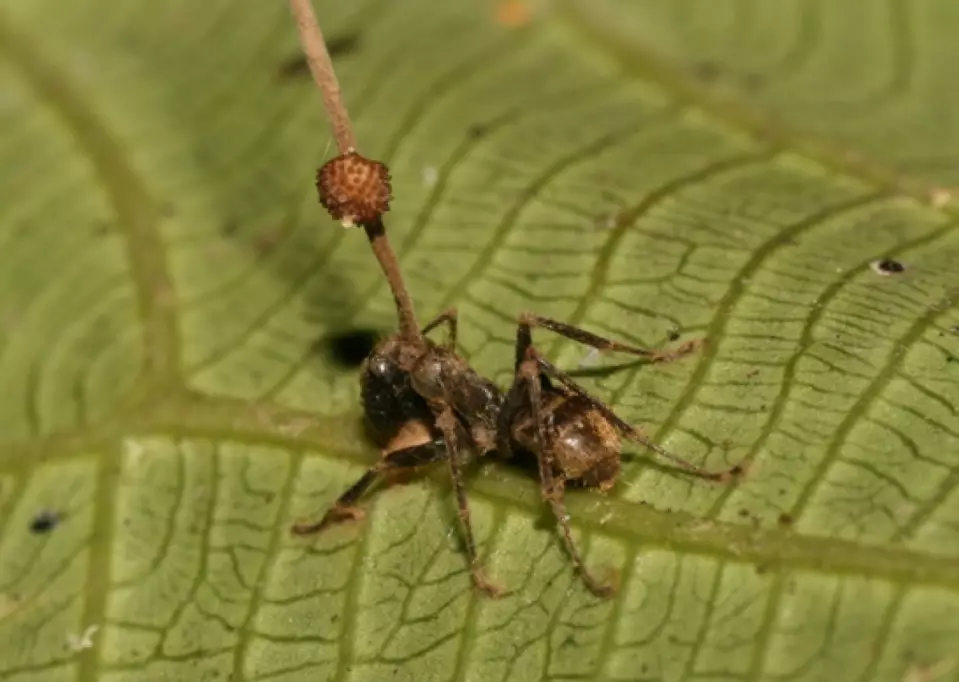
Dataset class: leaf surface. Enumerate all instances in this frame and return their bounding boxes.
[0,1,958,681]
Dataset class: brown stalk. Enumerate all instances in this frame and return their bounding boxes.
[288,0,421,341]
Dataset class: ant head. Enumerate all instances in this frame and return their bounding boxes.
[361,336,435,446]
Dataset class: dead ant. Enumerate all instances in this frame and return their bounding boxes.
[291,153,742,597]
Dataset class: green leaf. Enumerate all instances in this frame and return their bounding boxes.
[1,1,958,681]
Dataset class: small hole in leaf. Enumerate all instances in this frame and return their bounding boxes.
[318,328,380,368]
[30,509,61,535]
[870,258,905,276]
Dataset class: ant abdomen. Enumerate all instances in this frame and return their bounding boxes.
[512,394,622,492]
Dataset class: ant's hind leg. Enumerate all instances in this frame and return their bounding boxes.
[519,313,702,364]
[528,350,742,483]
[516,357,615,598]
[291,439,449,536]
[421,308,458,350]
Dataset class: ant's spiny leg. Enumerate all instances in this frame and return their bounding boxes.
[529,350,743,483]
[519,313,702,364]
[291,440,449,536]
[433,406,504,597]
[420,308,459,350]
[518,356,614,598]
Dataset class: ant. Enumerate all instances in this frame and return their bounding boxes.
[291,151,743,598]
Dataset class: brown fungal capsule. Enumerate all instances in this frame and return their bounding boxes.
[315,150,392,227]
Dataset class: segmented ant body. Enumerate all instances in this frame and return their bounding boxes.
[293,175,741,595]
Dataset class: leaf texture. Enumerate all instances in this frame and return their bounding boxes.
[0,1,958,681]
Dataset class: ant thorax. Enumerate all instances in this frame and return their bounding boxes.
[407,346,504,455]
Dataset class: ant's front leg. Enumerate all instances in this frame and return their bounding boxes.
[517,312,702,366]
[527,349,742,483]
[514,352,615,598]
[421,308,458,351]
[291,437,449,536]
[431,403,504,597]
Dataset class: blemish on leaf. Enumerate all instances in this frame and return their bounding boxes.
[325,32,363,58]
[220,219,240,236]
[318,328,380,368]
[276,32,362,79]
[466,123,490,139]
[29,509,60,534]
[692,60,722,83]
[66,624,99,652]
[742,72,765,92]
[777,512,794,527]
[870,258,905,276]
[422,167,439,187]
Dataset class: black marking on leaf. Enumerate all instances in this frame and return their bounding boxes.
[29,509,60,534]
[870,258,906,276]
[466,123,490,139]
[277,32,362,79]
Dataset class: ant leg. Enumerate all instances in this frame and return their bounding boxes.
[516,356,614,598]
[528,349,742,482]
[421,308,458,350]
[433,404,503,597]
[291,440,449,535]
[519,312,702,364]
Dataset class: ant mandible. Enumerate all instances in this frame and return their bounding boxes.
[291,151,743,598]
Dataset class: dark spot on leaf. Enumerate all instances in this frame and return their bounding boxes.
[277,32,361,79]
[870,258,905,276]
[777,513,794,527]
[326,32,362,57]
[738,508,750,518]
[742,72,765,92]
[30,509,60,534]
[220,220,240,236]
[755,563,770,575]
[318,328,380,368]
[466,123,490,139]
[666,327,681,342]
[692,60,722,82]
[276,55,309,79]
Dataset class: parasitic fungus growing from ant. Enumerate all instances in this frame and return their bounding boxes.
[316,150,392,228]
[287,0,745,598]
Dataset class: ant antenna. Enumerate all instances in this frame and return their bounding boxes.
[288,0,422,342]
